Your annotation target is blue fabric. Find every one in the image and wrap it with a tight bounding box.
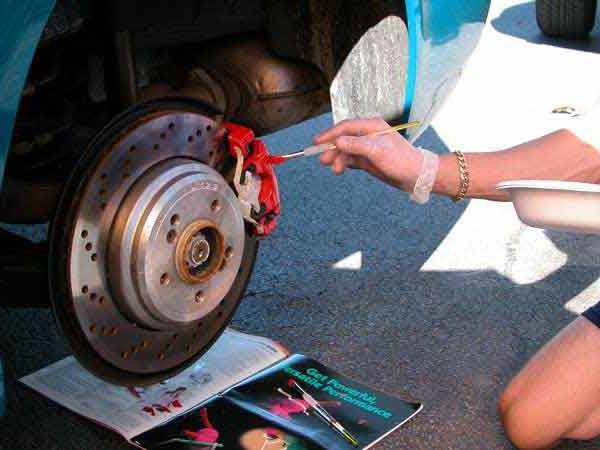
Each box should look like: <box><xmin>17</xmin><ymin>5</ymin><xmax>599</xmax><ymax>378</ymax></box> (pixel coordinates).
<box><xmin>583</xmin><ymin>301</ymin><xmax>600</xmax><ymax>328</ymax></box>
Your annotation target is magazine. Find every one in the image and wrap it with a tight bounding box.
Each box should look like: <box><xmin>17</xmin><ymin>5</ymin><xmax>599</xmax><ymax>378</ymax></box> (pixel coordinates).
<box><xmin>21</xmin><ymin>329</ymin><xmax>421</xmax><ymax>449</ymax></box>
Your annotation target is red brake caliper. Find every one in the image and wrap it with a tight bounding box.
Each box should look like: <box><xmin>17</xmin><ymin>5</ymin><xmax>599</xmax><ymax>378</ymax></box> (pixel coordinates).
<box><xmin>223</xmin><ymin>123</ymin><xmax>281</xmax><ymax>237</ymax></box>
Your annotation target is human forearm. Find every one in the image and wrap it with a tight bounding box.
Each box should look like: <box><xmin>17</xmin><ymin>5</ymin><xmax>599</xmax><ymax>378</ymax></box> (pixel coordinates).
<box><xmin>316</xmin><ymin>119</ymin><xmax>600</xmax><ymax>203</ymax></box>
<box><xmin>433</xmin><ymin>130</ymin><xmax>600</xmax><ymax>201</ymax></box>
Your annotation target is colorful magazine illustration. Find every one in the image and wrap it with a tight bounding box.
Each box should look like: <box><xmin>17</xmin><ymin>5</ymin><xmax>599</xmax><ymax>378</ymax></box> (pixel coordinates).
<box><xmin>21</xmin><ymin>330</ymin><xmax>421</xmax><ymax>449</ymax></box>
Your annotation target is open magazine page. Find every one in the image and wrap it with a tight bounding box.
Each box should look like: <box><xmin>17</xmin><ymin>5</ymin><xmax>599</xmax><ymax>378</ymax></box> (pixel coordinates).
<box><xmin>20</xmin><ymin>329</ymin><xmax>287</xmax><ymax>440</ymax></box>
<box><xmin>133</xmin><ymin>354</ymin><xmax>422</xmax><ymax>450</ymax></box>
<box><xmin>226</xmin><ymin>354</ymin><xmax>422</xmax><ymax>449</ymax></box>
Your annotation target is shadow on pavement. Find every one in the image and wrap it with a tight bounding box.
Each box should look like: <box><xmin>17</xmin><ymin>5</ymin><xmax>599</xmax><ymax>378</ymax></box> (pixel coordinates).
<box><xmin>492</xmin><ymin>1</ymin><xmax>600</xmax><ymax>53</ymax></box>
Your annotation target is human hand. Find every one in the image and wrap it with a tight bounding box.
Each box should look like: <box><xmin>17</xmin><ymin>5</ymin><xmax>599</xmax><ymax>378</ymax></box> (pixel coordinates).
<box><xmin>315</xmin><ymin>118</ymin><xmax>424</xmax><ymax>192</ymax></box>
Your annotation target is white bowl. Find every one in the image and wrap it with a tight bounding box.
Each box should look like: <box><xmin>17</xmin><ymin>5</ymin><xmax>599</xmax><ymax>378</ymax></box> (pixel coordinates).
<box><xmin>496</xmin><ymin>180</ymin><xmax>600</xmax><ymax>234</ymax></box>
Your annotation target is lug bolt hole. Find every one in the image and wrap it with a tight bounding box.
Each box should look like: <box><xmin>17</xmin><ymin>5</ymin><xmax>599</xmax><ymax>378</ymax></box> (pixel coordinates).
<box><xmin>196</xmin><ymin>129</ymin><xmax>202</xmax><ymax>137</ymax></box>
<box><xmin>170</xmin><ymin>215</ymin><xmax>180</xmax><ymax>227</ymax></box>
<box><xmin>129</xmin><ymin>145</ymin><xmax>136</xmax><ymax>153</ymax></box>
<box><xmin>168</xmin><ymin>122</ymin><xmax>175</xmax><ymax>130</ymax></box>
<box><xmin>225</xmin><ymin>246</ymin><xmax>233</xmax><ymax>259</ymax></box>
<box><xmin>160</xmin><ymin>132</ymin><xmax>166</xmax><ymax>140</ymax></box>
<box><xmin>153</xmin><ymin>143</ymin><xmax>160</xmax><ymax>150</ymax></box>
<box><xmin>160</xmin><ymin>273</ymin><xmax>170</xmax><ymax>286</ymax></box>
<box><xmin>91</xmin><ymin>253</ymin><xmax>98</xmax><ymax>262</ymax></box>
<box><xmin>158</xmin><ymin>352</ymin><xmax>165</xmax><ymax>360</ymax></box>
<box><xmin>89</xmin><ymin>324</ymin><xmax>96</xmax><ymax>333</ymax></box>
<box><xmin>211</xmin><ymin>200</ymin><xmax>220</xmax><ymax>211</ymax></box>
<box><xmin>82</xmin><ymin>285</ymin><xmax>89</xmax><ymax>294</ymax></box>
<box><xmin>195</xmin><ymin>291</ymin><xmax>205</xmax><ymax>303</ymax></box>
<box><xmin>81</xmin><ymin>230</ymin><xmax>88</xmax><ymax>239</ymax></box>
<box><xmin>90</xmin><ymin>293</ymin><xmax>97</xmax><ymax>301</ymax></box>
<box><xmin>167</xmin><ymin>230</ymin><xmax>177</xmax><ymax>244</ymax></box>
<box><xmin>206</xmin><ymin>125</ymin><xmax>212</xmax><ymax>132</ymax></box>
<box><xmin>187</xmin><ymin>136</ymin><xmax>194</xmax><ymax>143</ymax></box>
<box><xmin>85</xmin><ymin>243</ymin><xmax>93</xmax><ymax>251</ymax></box>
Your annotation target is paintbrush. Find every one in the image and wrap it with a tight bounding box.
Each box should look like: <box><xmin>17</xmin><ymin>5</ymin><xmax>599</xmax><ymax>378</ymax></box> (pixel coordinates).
<box><xmin>290</xmin><ymin>380</ymin><xmax>360</xmax><ymax>447</ymax></box>
<box><xmin>267</xmin><ymin>120</ymin><xmax>420</xmax><ymax>165</ymax></box>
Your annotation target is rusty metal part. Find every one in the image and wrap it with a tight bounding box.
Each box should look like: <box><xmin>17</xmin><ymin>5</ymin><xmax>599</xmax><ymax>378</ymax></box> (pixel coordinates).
<box><xmin>175</xmin><ymin>219</ymin><xmax>227</xmax><ymax>285</ymax></box>
<box><xmin>195</xmin><ymin>37</ymin><xmax>329</xmax><ymax>135</ymax></box>
<box><xmin>49</xmin><ymin>98</ymin><xmax>258</xmax><ymax>385</ymax></box>
<box><xmin>142</xmin><ymin>37</ymin><xmax>329</xmax><ymax>136</ymax></box>
<box><xmin>140</xmin><ymin>67</ymin><xmax>228</xmax><ymax>114</ymax></box>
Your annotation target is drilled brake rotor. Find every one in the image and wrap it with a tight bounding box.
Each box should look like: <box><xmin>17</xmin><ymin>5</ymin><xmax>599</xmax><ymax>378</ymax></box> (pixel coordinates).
<box><xmin>49</xmin><ymin>99</ymin><xmax>258</xmax><ymax>385</ymax></box>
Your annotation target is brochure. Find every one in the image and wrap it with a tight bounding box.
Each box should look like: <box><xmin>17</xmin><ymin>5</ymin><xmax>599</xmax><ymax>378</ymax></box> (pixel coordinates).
<box><xmin>21</xmin><ymin>329</ymin><xmax>421</xmax><ymax>449</ymax></box>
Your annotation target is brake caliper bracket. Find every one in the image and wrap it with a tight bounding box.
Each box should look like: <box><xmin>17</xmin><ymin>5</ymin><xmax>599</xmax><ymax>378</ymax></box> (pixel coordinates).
<box><xmin>224</xmin><ymin>123</ymin><xmax>281</xmax><ymax>236</ymax></box>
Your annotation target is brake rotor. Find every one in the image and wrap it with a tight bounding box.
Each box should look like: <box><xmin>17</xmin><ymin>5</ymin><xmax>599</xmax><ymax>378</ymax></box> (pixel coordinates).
<box><xmin>49</xmin><ymin>99</ymin><xmax>258</xmax><ymax>385</ymax></box>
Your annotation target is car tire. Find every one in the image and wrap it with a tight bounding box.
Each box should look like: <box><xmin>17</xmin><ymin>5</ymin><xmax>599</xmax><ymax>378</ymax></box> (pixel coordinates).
<box><xmin>536</xmin><ymin>0</ymin><xmax>597</xmax><ymax>39</ymax></box>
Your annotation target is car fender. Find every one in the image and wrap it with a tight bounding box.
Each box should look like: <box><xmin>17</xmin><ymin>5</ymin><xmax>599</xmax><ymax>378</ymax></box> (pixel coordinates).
<box><xmin>0</xmin><ymin>0</ymin><xmax>56</xmax><ymax>189</ymax></box>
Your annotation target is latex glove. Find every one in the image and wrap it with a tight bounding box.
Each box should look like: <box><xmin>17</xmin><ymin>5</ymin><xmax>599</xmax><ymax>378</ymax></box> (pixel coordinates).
<box><xmin>316</xmin><ymin>118</ymin><xmax>426</xmax><ymax>193</ymax></box>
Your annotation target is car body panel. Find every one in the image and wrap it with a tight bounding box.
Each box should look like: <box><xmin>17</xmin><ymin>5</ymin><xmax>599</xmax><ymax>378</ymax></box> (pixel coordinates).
<box><xmin>404</xmin><ymin>0</ymin><xmax>491</xmax><ymax>141</ymax></box>
<box><xmin>0</xmin><ymin>0</ymin><xmax>56</xmax><ymax>188</ymax></box>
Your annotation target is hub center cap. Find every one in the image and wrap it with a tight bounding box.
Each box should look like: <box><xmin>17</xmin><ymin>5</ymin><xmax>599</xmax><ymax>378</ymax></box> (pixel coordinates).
<box><xmin>175</xmin><ymin>219</ymin><xmax>225</xmax><ymax>284</ymax></box>
<box><xmin>189</xmin><ymin>234</ymin><xmax>210</xmax><ymax>267</ymax></box>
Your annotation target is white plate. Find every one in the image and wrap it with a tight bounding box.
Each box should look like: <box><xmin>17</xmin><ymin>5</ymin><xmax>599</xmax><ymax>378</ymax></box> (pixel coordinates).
<box><xmin>496</xmin><ymin>180</ymin><xmax>600</xmax><ymax>234</ymax></box>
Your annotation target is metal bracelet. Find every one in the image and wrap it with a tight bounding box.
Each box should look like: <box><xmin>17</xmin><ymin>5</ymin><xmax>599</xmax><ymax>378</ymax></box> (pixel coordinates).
<box><xmin>452</xmin><ymin>150</ymin><xmax>469</xmax><ymax>202</ymax></box>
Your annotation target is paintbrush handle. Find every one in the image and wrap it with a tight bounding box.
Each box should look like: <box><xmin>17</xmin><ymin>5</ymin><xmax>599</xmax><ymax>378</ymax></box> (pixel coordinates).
<box><xmin>278</xmin><ymin>120</ymin><xmax>420</xmax><ymax>162</ymax></box>
<box><xmin>304</xmin><ymin>120</ymin><xmax>420</xmax><ymax>155</ymax></box>
<box><xmin>303</xmin><ymin>143</ymin><xmax>335</xmax><ymax>156</ymax></box>
<box><xmin>372</xmin><ymin>120</ymin><xmax>421</xmax><ymax>136</ymax></box>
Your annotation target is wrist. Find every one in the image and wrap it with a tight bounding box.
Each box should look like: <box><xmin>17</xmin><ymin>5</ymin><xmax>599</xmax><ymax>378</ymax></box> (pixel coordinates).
<box><xmin>399</xmin><ymin>146</ymin><xmax>425</xmax><ymax>192</ymax></box>
<box><xmin>433</xmin><ymin>154</ymin><xmax>462</xmax><ymax>197</ymax></box>
<box><xmin>409</xmin><ymin>148</ymin><xmax>439</xmax><ymax>204</ymax></box>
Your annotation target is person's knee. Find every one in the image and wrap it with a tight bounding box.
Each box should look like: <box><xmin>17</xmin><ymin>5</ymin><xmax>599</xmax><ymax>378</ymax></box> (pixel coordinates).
<box><xmin>498</xmin><ymin>390</ymin><xmax>559</xmax><ymax>450</ymax></box>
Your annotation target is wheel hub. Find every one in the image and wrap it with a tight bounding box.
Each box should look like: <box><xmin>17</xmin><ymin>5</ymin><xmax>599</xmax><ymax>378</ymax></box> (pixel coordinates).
<box><xmin>175</xmin><ymin>219</ymin><xmax>226</xmax><ymax>285</ymax></box>
<box><xmin>108</xmin><ymin>158</ymin><xmax>245</xmax><ymax>331</ymax></box>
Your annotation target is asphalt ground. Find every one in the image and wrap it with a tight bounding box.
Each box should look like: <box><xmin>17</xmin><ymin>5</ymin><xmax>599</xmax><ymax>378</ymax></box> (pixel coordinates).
<box><xmin>3</xmin><ymin>0</ymin><xmax>600</xmax><ymax>448</ymax></box>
